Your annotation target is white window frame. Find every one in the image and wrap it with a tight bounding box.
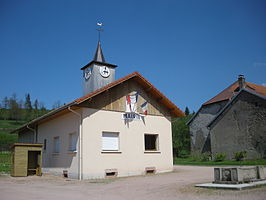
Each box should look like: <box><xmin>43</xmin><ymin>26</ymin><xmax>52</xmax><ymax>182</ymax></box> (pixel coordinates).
<box><xmin>102</xmin><ymin>132</ymin><xmax>120</xmax><ymax>151</ymax></box>
<box><xmin>68</xmin><ymin>133</ymin><xmax>77</xmax><ymax>152</ymax></box>
<box><xmin>53</xmin><ymin>136</ymin><xmax>60</xmax><ymax>153</ymax></box>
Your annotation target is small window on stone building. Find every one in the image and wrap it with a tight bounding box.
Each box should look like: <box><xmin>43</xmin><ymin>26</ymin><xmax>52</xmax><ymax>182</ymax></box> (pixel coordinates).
<box><xmin>43</xmin><ymin>139</ymin><xmax>47</xmax><ymax>151</ymax></box>
<box><xmin>53</xmin><ymin>136</ymin><xmax>60</xmax><ymax>153</ymax></box>
<box><xmin>144</xmin><ymin>134</ymin><xmax>158</xmax><ymax>151</ymax></box>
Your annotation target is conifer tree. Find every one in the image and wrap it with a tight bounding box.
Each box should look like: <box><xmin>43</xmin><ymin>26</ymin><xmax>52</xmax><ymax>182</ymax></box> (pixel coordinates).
<box><xmin>185</xmin><ymin>106</ymin><xmax>190</xmax><ymax>116</ymax></box>
<box><xmin>24</xmin><ymin>94</ymin><xmax>32</xmax><ymax>110</ymax></box>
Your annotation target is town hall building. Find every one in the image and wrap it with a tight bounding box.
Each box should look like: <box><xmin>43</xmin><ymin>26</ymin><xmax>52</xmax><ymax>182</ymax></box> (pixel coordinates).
<box><xmin>15</xmin><ymin>40</ymin><xmax>184</xmax><ymax>179</ymax></box>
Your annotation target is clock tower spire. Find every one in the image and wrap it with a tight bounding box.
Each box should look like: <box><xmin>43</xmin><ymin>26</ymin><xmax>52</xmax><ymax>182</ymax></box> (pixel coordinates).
<box><xmin>93</xmin><ymin>41</ymin><xmax>105</xmax><ymax>62</ymax></box>
<box><xmin>81</xmin><ymin>23</ymin><xmax>117</xmax><ymax>95</ymax></box>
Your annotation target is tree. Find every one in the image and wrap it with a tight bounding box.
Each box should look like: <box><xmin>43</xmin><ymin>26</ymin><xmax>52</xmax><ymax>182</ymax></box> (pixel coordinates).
<box><xmin>24</xmin><ymin>93</ymin><xmax>32</xmax><ymax>110</ymax></box>
<box><xmin>52</xmin><ymin>100</ymin><xmax>61</xmax><ymax>109</ymax></box>
<box><xmin>9</xmin><ymin>93</ymin><xmax>21</xmax><ymax>121</ymax></box>
<box><xmin>24</xmin><ymin>93</ymin><xmax>33</xmax><ymax>121</ymax></box>
<box><xmin>185</xmin><ymin>106</ymin><xmax>190</xmax><ymax>116</ymax></box>
<box><xmin>0</xmin><ymin>97</ymin><xmax>9</xmax><ymax>120</ymax></box>
<box><xmin>33</xmin><ymin>99</ymin><xmax>39</xmax><ymax>118</ymax></box>
<box><xmin>172</xmin><ymin>115</ymin><xmax>193</xmax><ymax>157</ymax></box>
<box><xmin>34</xmin><ymin>99</ymin><xmax>39</xmax><ymax>110</ymax></box>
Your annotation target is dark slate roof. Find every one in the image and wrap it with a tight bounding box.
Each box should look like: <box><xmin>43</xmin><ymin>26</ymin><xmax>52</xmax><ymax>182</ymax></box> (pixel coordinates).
<box><xmin>207</xmin><ymin>88</ymin><xmax>266</xmax><ymax>129</ymax></box>
<box><xmin>80</xmin><ymin>41</ymin><xmax>117</xmax><ymax>70</ymax></box>
<box><xmin>93</xmin><ymin>41</ymin><xmax>105</xmax><ymax>62</ymax></box>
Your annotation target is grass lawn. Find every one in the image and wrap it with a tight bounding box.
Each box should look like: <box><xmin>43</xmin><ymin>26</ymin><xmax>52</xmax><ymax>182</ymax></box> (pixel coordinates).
<box><xmin>0</xmin><ymin>120</ymin><xmax>25</xmax><ymax>130</ymax></box>
<box><xmin>174</xmin><ymin>157</ymin><xmax>266</xmax><ymax>166</ymax></box>
<box><xmin>0</xmin><ymin>151</ymin><xmax>11</xmax><ymax>174</ymax></box>
<box><xmin>0</xmin><ymin>120</ymin><xmax>20</xmax><ymax>152</ymax></box>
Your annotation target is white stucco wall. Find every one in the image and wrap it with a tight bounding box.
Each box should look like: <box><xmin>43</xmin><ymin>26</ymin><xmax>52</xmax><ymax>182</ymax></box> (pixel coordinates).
<box><xmin>37</xmin><ymin>111</ymin><xmax>80</xmax><ymax>179</ymax></box>
<box><xmin>81</xmin><ymin>108</ymin><xmax>173</xmax><ymax>179</ymax></box>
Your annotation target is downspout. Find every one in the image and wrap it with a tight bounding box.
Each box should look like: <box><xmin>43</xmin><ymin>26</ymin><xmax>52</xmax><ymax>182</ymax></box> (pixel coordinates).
<box><xmin>68</xmin><ymin>106</ymin><xmax>83</xmax><ymax>180</ymax></box>
<box><xmin>27</xmin><ymin>125</ymin><xmax>37</xmax><ymax>143</ymax></box>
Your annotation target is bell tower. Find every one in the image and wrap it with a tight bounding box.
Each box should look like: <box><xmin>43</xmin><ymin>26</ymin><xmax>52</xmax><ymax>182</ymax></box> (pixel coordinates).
<box><xmin>81</xmin><ymin>25</ymin><xmax>117</xmax><ymax>95</ymax></box>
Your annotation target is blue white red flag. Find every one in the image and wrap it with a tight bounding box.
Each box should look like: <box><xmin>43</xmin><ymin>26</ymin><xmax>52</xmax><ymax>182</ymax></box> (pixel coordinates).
<box><xmin>126</xmin><ymin>92</ymin><xmax>139</xmax><ymax>112</ymax></box>
<box><xmin>141</xmin><ymin>101</ymin><xmax>148</xmax><ymax>115</ymax></box>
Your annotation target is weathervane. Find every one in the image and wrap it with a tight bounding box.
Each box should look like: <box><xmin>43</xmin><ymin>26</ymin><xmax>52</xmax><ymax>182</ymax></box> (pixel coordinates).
<box><xmin>96</xmin><ymin>22</ymin><xmax>104</xmax><ymax>42</ymax></box>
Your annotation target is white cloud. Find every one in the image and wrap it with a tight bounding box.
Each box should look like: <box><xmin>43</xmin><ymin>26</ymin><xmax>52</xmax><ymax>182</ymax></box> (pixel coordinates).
<box><xmin>262</xmin><ymin>83</ymin><xmax>266</xmax><ymax>87</ymax></box>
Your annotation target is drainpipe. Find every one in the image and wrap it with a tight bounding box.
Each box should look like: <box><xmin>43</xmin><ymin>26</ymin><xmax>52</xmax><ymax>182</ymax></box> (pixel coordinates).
<box><xmin>68</xmin><ymin>106</ymin><xmax>83</xmax><ymax>180</ymax></box>
<box><xmin>27</xmin><ymin>125</ymin><xmax>37</xmax><ymax>143</ymax></box>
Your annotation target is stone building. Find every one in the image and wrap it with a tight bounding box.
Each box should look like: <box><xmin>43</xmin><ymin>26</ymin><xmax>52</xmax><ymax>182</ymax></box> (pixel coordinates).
<box><xmin>208</xmin><ymin>89</ymin><xmax>266</xmax><ymax>159</ymax></box>
<box><xmin>187</xmin><ymin>75</ymin><xmax>266</xmax><ymax>159</ymax></box>
<box><xmin>14</xmin><ymin>41</ymin><xmax>184</xmax><ymax>179</ymax></box>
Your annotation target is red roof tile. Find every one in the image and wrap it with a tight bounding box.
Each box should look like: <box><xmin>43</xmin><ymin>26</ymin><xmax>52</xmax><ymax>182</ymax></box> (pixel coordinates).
<box><xmin>203</xmin><ymin>81</ymin><xmax>266</xmax><ymax>106</ymax></box>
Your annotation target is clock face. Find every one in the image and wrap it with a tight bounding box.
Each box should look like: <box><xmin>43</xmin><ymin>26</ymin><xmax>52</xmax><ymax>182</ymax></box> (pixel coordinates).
<box><xmin>99</xmin><ymin>66</ymin><xmax>110</xmax><ymax>78</ymax></box>
<box><xmin>84</xmin><ymin>68</ymin><xmax>92</xmax><ymax>80</ymax></box>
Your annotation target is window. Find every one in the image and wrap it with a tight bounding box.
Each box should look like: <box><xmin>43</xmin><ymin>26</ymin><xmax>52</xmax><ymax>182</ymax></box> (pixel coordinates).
<box><xmin>53</xmin><ymin>136</ymin><xmax>60</xmax><ymax>153</ymax></box>
<box><xmin>102</xmin><ymin>132</ymin><xmax>119</xmax><ymax>151</ymax></box>
<box><xmin>144</xmin><ymin>134</ymin><xmax>158</xmax><ymax>151</ymax></box>
<box><xmin>69</xmin><ymin>133</ymin><xmax>77</xmax><ymax>152</ymax></box>
<box><xmin>43</xmin><ymin>139</ymin><xmax>47</xmax><ymax>151</ymax></box>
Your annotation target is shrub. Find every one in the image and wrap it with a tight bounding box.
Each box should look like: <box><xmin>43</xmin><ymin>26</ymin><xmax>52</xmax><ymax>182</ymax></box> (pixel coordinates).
<box><xmin>234</xmin><ymin>151</ymin><xmax>247</xmax><ymax>161</ymax></box>
<box><xmin>214</xmin><ymin>152</ymin><xmax>226</xmax><ymax>162</ymax></box>
<box><xmin>190</xmin><ymin>152</ymin><xmax>201</xmax><ymax>161</ymax></box>
<box><xmin>178</xmin><ymin>150</ymin><xmax>190</xmax><ymax>158</ymax></box>
<box><xmin>200</xmin><ymin>152</ymin><xmax>211</xmax><ymax>161</ymax></box>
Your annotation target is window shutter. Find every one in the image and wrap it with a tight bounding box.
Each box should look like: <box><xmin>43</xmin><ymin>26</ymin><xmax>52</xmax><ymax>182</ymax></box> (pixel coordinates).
<box><xmin>102</xmin><ymin>132</ymin><xmax>119</xmax><ymax>151</ymax></box>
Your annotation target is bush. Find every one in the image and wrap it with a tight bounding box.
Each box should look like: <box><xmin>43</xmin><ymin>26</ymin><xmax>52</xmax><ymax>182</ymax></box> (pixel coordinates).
<box><xmin>214</xmin><ymin>153</ymin><xmax>226</xmax><ymax>162</ymax></box>
<box><xmin>178</xmin><ymin>150</ymin><xmax>190</xmax><ymax>158</ymax></box>
<box><xmin>189</xmin><ymin>152</ymin><xmax>211</xmax><ymax>161</ymax></box>
<box><xmin>190</xmin><ymin>152</ymin><xmax>201</xmax><ymax>161</ymax></box>
<box><xmin>234</xmin><ymin>151</ymin><xmax>247</xmax><ymax>161</ymax></box>
<box><xmin>200</xmin><ymin>152</ymin><xmax>211</xmax><ymax>161</ymax></box>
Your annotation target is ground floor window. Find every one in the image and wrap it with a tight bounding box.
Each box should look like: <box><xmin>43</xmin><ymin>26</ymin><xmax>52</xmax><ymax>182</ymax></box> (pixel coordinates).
<box><xmin>43</xmin><ymin>139</ymin><xmax>47</xmax><ymax>151</ymax></box>
<box><xmin>69</xmin><ymin>133</ymin><xmax>77</xmax><ymax>152</ymax></box>
<box><xmin>144</xmin><ymin>134</ymin><xmax>158</xmax><ymax>151</ymax></box>
<box><xmin>102</xmin><ymin>132</ymin><xmax>119</xmax><ymax>151</ymax></box>
<box><xmin>53</xmin><ymin>136</ymin><xmax>60</xmax><ymax>153</ymax></box>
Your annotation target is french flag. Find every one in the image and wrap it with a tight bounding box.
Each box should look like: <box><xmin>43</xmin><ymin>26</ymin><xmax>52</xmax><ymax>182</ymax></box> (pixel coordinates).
<box><xmin>126</xmin><ymin>92</ymin><xmax>138</xmax><ymax>112</ymax></box>
<box><xmin>141</xmin><ymin>101</ymin><xmax>148</xmax><ymax>115</ymax></box>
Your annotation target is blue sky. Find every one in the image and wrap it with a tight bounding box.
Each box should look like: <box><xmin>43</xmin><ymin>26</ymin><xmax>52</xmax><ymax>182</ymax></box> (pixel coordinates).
<box><xmin>0</xmin><ymin>0</ymin><xmax>265</xmax><ymax>112</ymax></box>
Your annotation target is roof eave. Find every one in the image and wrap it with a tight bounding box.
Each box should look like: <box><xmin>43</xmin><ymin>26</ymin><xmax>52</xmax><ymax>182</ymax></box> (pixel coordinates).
<box><xmin>80</xmin><ymin>61</ymin><xmax>118</xmax><ymax>70</ymax></box>
<box><xmin>207</xmin><ymin>88</ymin><xmax>266</xmax><ymax>129</ymax></box>
<box><xmin>12</xmin><ymin>102</ymin><xmax>77</xmax><ymax>133</ymax></box>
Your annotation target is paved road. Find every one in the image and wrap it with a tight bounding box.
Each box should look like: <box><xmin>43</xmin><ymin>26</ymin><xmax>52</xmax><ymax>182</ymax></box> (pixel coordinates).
<box><xmin>0</xmin><ymin>165</ymin><xmax>265</xmax><ymax>200</ymax></box>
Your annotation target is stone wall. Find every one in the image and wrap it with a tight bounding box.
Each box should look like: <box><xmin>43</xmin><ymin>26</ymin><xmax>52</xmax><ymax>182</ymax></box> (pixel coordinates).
<box><xmin>189</xmin><ymin>101</ymin><xmax>227</xmax><ymax>153</ymax></box>
<box><xmin>210</xmin><ymin>92</ymin><xmax>266</xmax><ymax>159</ymax></box>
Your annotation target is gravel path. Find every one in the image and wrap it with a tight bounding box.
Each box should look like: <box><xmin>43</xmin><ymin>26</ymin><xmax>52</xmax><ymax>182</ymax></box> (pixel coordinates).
<box><xmin>0</xmin><ymin>165</ymin><xmax>265</xmax><ymax>200</ymax></box>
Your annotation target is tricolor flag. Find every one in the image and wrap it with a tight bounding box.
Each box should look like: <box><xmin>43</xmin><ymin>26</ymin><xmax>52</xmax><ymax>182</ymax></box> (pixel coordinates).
<box><xmin>126</xmin><ymin>92</ymin><xmax>139</xmax><ymax>112</ymax></box>
<box><xmin>141</xmin><ymin>101</ymin><xmax>148</xmax><ymax>115</ymax></box>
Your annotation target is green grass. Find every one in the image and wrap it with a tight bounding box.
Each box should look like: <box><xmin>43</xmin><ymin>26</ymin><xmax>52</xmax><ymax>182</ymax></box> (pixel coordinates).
<box><xmin>0</xmin><ymin>120</ymin><xmax>25</xmax><ymax>130</ymax></box>
<box><xmin>0</xmin><ymin>120</ymin><xmax>20</xmax><ymax>151</ymax></box>
<box><xmin>0</xmin><ymin>151</ymin><xmax>11</xmax><ymax>174</ymax></box>
<box><xmin>174</xmin><ymin>157</ymin><xmax>266</xmax><ymax>166</ymax></box>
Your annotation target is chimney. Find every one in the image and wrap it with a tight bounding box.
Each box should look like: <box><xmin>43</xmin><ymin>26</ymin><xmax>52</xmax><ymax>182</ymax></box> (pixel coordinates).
<box><xmin>238</xmin><ymin>75</ymin><xmax>246</xmax><ymax>89</ymax></box>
